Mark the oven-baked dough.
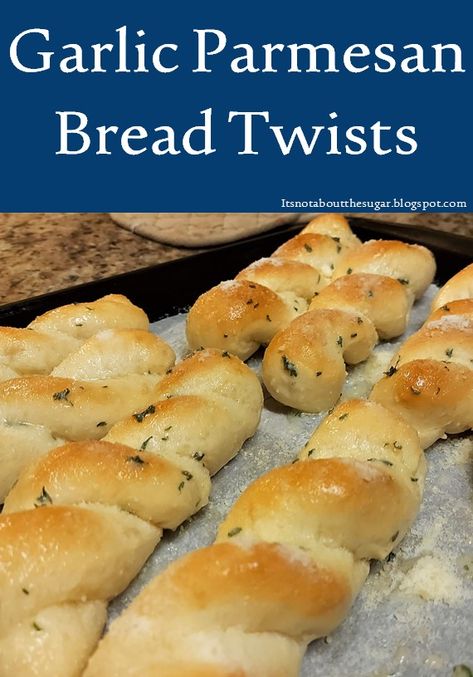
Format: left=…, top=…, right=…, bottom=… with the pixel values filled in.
left=187, top=216, right=436, bottom=412
left=431, top=262, right=473, bottom=310
left=0, top=349, right=263, bottom=676
left=0, top=295, right=176, bottom=499
left=371, top=264, right=473, bottom=447
left=187, top=214, right=360, bottom=360
left=85, top=399, right=424, bottom=677
left=0, top=294, right=149, bottom=380
left=262, top=273, right=413, bottom=411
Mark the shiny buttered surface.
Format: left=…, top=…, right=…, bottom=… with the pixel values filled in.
left=85, top=399, right=424, bottom=677
left=87, top=260, right=473, bottom=676
left=186, top=215, right=436, bottom=412
left=0, top=296, right=176, bottom=500
left=186, top=215, right=361, bottom=360
left=0, top=349, right=263, bottom=676
left=371, top=264, right=473, bottom=447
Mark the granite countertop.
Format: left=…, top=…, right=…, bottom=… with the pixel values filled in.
left=0, top=212, right=471, bottom=306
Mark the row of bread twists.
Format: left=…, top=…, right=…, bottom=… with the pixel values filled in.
left=0, top=297, right=175, bottom=501
left=85, top=397, right=425, bottom=677
left=0, top=294, right=149, bottom=381
left=371, top=262, right=473, bottom=446
left=186, top=214, right=361, bottom=360
left=84, top=261, right=472, bottom=676
left=262, top=239, right=436, bottom=411
left=0, top=349, right=263, bottom=676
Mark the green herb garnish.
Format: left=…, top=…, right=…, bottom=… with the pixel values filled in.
left=52, top=388, right=73, bottom=406
left=282, top=355, right=298, bottom=377
left=133, top=405, right=156, bottom=422
left=227, top=527, right=242, bottom=537
left=34, top=486, right=52, bottom=508
left=127, top=455, right=146, bottom=465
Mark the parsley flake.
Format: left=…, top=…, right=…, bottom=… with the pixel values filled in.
left=133, top=405, right=156, bottom=423
left=127, top=455, right=146, bottom=465
left=34, top=486, right=53, bottom=508
left=227, top=527, right=242, bottom=537
left=282, top=355, right=298, bottom=377
left=140, top=437, right=153, bottom=450
left=52, top=388, right=73, bottom=406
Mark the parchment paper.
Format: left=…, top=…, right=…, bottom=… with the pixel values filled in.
left=108, top=285, right=473, bottom=676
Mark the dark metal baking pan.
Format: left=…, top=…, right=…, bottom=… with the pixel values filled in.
left=1, top=216, right=472, bottom=326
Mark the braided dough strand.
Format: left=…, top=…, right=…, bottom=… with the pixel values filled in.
left=0, top=328, right=175, bottom=501
left=262, top=271, right=415, bottom=412
left=0, top=295, right=149, bottom=379
left=371, top=262, right=473, bottom=447
left=85, top=399, right=424, bottom=677
left=187, top=215, right=360, bottom=360
left=431, top=262, right=473, bottom=310
left=0, top=349, right=263, bottom=676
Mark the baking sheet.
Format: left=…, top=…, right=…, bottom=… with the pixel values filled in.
left=108, top=285, right=473, bottom=676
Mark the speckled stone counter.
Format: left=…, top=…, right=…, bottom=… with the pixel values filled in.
left=0, top=212, right=471, bottom=305
left=0, top=213, right=200, bottom=305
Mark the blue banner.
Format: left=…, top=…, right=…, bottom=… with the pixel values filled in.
left=0, top=1, right=471, bottom=211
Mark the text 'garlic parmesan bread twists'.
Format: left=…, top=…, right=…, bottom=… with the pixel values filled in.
left=371, top=263, right=473, bottom=447
left=0, top=349, right=263, bottom=676
left=0, top=295, right=178, bottom=500
left=85, top=399, right=425, bottom=677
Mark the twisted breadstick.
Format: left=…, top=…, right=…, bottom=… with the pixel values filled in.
left=85, top=398, right=424, bottom=677
left=0, top=294, right=149, bottom=381
left=431, top=262, right=473, bottom=310
left=0, top=299, right=175, bottom=500
left=333, top=239, right=436, bottom=300
left=186, top=215, right=361, bottom=360
left=0, top=349, right=263, bottom=676
left=262, top=239, right=435, bottom=412
left=371, top=263, right=473, bottom=447
left=86, top=260, right=468, bottom=676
